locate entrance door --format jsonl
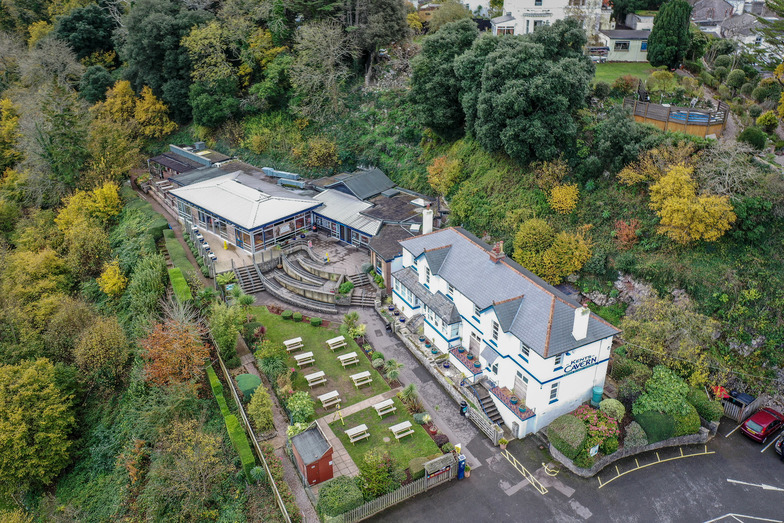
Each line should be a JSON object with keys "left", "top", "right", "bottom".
{"left": 469, "top": 332, "right": 480, "bottom": 354}
{"left": 514, "top": 371, "right": 528, "bottom": 402}
{"left": 341, "top": 225, "right": 349, "bottom": 242}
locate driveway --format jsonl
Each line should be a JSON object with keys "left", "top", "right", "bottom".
{"left": 360, "top": 308, "right": 784, "bottom": 522}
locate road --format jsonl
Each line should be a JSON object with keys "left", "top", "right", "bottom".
{"left": 358, "top": 310, "right": 784, "bottom": 523}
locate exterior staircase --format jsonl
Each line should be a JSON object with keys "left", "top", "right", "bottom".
{"left": 474, "top": 382, "right": 504, "bottom": 426}
{"left": 350, "top": 289, "right": 376, "bottom": 308}
{"left": 234, "top": 265, "right": 264, "bottom": 294}
{"left": 348, "top": 272, "right": 370, "bottom": 287}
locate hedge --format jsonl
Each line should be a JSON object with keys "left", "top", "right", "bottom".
{"left": 292, "top": 312, "right": 302, "bottom": 322}
{"left": 168, "top": 267, "right": 192, "bottom": 303}
{"left": 686, "top": 388, "right": 724, "bottom": 422}
{"left": 282, "top": 310, "right": 293, "bottom": 320}
{"left": 243, "top": 321, "right": 263, "bottom": 343}
{"left": 635, "top": 411, "right": 675, "bottom": 443}
{"left": 310, "top": 317, "right": 322, "bottom": 326}
{"left": 547, "top": 414, "right": 587, "bottom": 460}
{"left": 316, "top": 476, "right": 364, "bottom": 517}
{"left": 225, "top": 414, "right": 256, "bottom": 481}
{"left": 408, "top": 457, "right": 428, "bottom": 480}
{"left": 206, "top": 365, "right": 223, "bottom": 396}
{"left": 672, "top": 404, "right": 701, "bottom": 437}
{"left": 599, "top": 399, "right": 625, "bottom": 421}
{"left": 216, "top": 394, "right": 230, "bottom": 417}
{"left": 163, "top": 229, "right": 196, "bottom": 277}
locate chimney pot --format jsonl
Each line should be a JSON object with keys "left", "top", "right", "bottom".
{"left": 489, "top": 241, "right": 506, "bottom": 263}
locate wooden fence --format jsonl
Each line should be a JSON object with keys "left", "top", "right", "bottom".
{"left": 325, "top": 455, "right": 458, "bottom": 523}
{"left": 622, "top": 98, "right": 728, "bottom": 138}
{"left": 467, "top": 406, "right": 503, "bottom": 445}
{"left": 722, "top": 396, "right": 762, "bottom": 423}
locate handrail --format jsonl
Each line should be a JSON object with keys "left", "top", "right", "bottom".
{"left": 467, "top": 383, "right": 496, "bottom": 423}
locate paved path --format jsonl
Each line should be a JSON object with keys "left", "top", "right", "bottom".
{"left": 320, "top": 387, "right": 402, "bottom": 424}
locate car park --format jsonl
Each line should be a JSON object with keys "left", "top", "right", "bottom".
{"left": 740, "top": 407, "right": 784, "bottom": 443}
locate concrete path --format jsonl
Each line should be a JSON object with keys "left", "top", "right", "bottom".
{"left": 316, "top": 420, "right": 360, "bottom": 480}
{"left": 320, "top": 387, "right": 402, "bottom": 424}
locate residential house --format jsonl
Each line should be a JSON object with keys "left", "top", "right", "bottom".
{"left": 691, "top": 0, "right": 733, "bottom": 36}
{"left": 391, "top": 228, "right": 619, "bottom": 437}
{"left": 490, "top": 0, "right": 614, "bottom": 41}
{"left": 598, "top": 29, "right": 651, "bottom": 61}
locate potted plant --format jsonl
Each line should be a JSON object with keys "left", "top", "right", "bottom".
{"left": 458, "top": 346, "right": 465, "bottom": 353}
{"left": 510, "top": 396, "right": 518, "bottom": 405}
{"left": 499, "top": 438, "right": 509, "bottom": 450}
{"left": 431, "top": 348, "right": 438, "bottom": 354}
{"left": 399, "top": 317, "right": 405, "bottom": 323}
{"left": 473, "top": 362, "right": 481, "bottom": 368}
{"left": 425, "top": 340, "right": 432, "bottom": 348}
{"left": 394, "top": 310, "right": 400, "bottom": 316}
{"left": 419, "top": 335, "right": 426, "bottom": 342}
{"left": 443, "top": 361, "right": 450, "bottom": 369}
{"left": 464, "top": 465, "right": 471, "bottom": 478}
{"left": 466, "top": 354, "right": 474, "bottom": 360}
{"left": 519, "top": 405, "right": 526, "bottom": 413}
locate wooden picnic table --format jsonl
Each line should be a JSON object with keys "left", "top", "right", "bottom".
{"left": 318, "top": 390, "right": 341, "bottom": 409}
{"left": 345, "top": 424, "right": 370, "bottom": 445}
{"left": 305, "top": 370, "right": 326, "bottom": 388}
{"left": 338, "top": 351, "right": 359, "bottom": 368}
{"left": 326, "top": 335, "right": 347, "bottom": 351}
{"left": 389, "top": 421, "right": 414, "bottom": 441}
{"left": 294, "top": 351, "right": 315, "bottom": 368}
{"left": 284, "top": 337, "right": 304, "bottom": 353}
{"left": 350, "top": 370, "right": 372, "bottom": 389}
{"left": 373, "top": 398, "right": 397, "bottom": 418}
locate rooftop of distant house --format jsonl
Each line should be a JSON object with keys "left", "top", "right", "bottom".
{"left": 148, "top": 143, "right": 234, "bottom": 174}
{"left": 600, "top": 29, "right": 652, "bottom": 39}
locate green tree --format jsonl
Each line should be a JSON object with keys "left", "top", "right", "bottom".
{"left": 54, "top": 4, "right": 115, "bottom": 60}
{"left": 647, "top": 0, "right": 692, "bottom": 70}
{"left": 428, "top": 0, "right": 472, "bottom": 32}
{"left": 410, "top": 18, "right": 478, "bottom": 138}
{"left": 611, "top": 0, "right": 643, "bottom": 22}
{"left": 189, "top": 79, "right": 240, "bottom": 128}
{"left": 248, "top": 386, "right": 274, "bottom": 433}
{"left": 0, "top": 358, "right": 75, "bottom": 504}
{"left": 0, "top": 98, "right": 23, "bottom": 172}
{"left": 349, "top": 0, "right": 410, "bottom": 86}
{"left": 725, "top": 69, "right": 746, "bottom": 92}
{"left": 79, "top": 65, "right": 114, "bottom": 104}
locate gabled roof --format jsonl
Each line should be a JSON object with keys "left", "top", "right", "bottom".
{"left": 149, "top": 152, "right": 202, "bottom": 173}
{"left": 291, "top": 424, "right": 331, "bottom": 465}
{"left": 170, "top": 172, "right": 320, "bottom": 231}
{"left": 312, "top": 190, "right": 383, "bottom": 236}
{"left": 423, "top": 245, "right": 450, "bottom": 275}
{"left": 326, "top": 168, "right": 395, "bottom": 200}
{"left": 393, "top": 267, "right": 460, "bottom": 324}
{"left": 400, "top": 228, "right": 619, "bottom": 357}
{"left": 368, "top": 225, "right": 416, "bottom": 261}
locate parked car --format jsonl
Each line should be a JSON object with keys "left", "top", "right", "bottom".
{"left": 740, "top": 407, "right": 784, "bottom": 443}
{"left": 775, "top": 434, "right": 783, "bottom": 458}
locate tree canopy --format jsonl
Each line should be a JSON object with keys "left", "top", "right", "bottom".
{"left": 647, "top": 0, "right": 692, "bottom": 69}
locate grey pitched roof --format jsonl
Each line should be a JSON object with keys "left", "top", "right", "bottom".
{"left": 424, "top": 245, "right": 450, "bottom": 275}
{"left": 149, "top": 152, "right": 202, "bottom": 173}
{"left": 600, "top": 29, "right": 651, "bottom": 39}
{"left": 399, "top": 228, "right": 620, "bottom": 358}
{"left": 491, "top": 14, "right": 515, "bottom": 24}
{"left": 393, "top": 267, "right": 460, "bottom": 324}
{"left": 691, "top": 0, "right": 733, "bottom": 22}
{"left": 291, "top": 424, "right": 330, "bottom": 465}
{"left": 368, "top": 225, "right": 416, "bottom": 261}
{"left": 326, "top": 168, "right": 395, "bottom": 200}
{"left": 721, "top": 13, "right": 760, "bottom": 36}
{"left": 481, "top": 344, "right": 500, "bottom": 365}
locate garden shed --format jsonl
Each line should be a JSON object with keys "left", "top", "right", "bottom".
{"left": 236, "top": 374, "right": 262, "bottom": 400}
{"left": 291, "top": 423, "right": 333, "bottom": 486}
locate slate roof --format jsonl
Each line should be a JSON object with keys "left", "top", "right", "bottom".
{"left": 149, "top": 152, "right": 202, "bottom": 173}
{"left": 398, "top": 228, "right": 620, "bottom": 358}
{"left": 291, "top": 424, "right": 331, "bottom": 465}
{"left": 423, "top": 245, "right": 450, "bottom": 274}
{"left": 691, "top": 0, "right": 733, "bottom": 22}
{"left": 393, "top": 267, "right": 460, "bottom": 324}
{"left": 481, "top": 344, "right": 500, "bottom": 365}
{"left": 326, "top": 168, "right": 396, "bottom": 200}
{"left": 721, "top": 13, "right": 761, "bottom": 37}
{"left": 600, "top": 29, "right": 651, "bottom": 39}
{"left": 368, "top": 225, "right": 416, "bottom": 261}
{"left": 312, "top": 190, "right": 383, "bottom": 236}
{"left": 491, "top": 14, "right": 516, "bottom": 24}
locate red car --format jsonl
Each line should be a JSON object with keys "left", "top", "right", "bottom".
{"left": 740, "top": 407, "right": 784, "bottom": 443}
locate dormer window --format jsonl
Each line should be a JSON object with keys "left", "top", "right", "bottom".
{"left": 447, "top": 283, "right": 454, "bottom": 297}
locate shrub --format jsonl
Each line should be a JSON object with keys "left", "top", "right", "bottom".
{"left": 573, "top": 449, "right": 594, "bottom": 469}
{"left": 433, "top": 433, "right": 449, "bottom": 447}
{"left": 713, "top": 66, "right": 728, "bottom": 82}
{"left": 357, "top": 449, "right": 404, "bottom": 500}
{"left": 281, "top": 310, "right": 293, "bottom": 320}
{"left": 243, "top": 321, "right": 263, "bottom": 343}
{"left": 372, "top": 358, "right": 385, "bottom": 369}
{"left": 548, "top": 184, "right": 579, "bottom": 214}
{"left": 713, "top": 54, "right": 732, "bottom": 68}
{"left": 600, "top": 436, "right": 619, "bottom": 455}
{"left": 624, "top": 421, "right": 648, "bottom": 447}
{"left": 632, "top": 366, "right": 690, "bottom": 417}
{"left": 257, "top": 356, "right": 287, "bottom": 379}
{"left": 686, "top": 388, "right": 723, "bottom": 422}
{"left": 741, "top": 82, "right": 754, "bottom": 97}
{"left": 612, "top": 75, "right": 637, "bottom": 95}
{"left": 749, "top": 104, "right": 763, "bottom": 118}
{"left": 672, "top": 403, "right": 701, "bottom": 436}
{"left": 310, "top": 317, "right": 322, "bottom": 326}
{"left": 699, "top": 71, "right": 717, "bottom": 88}
{"left": 599, "top": 399, "right": 626, "bottom": 421}
{"left": 371, "top": 351, "right": 385, "bottom": 361}
{"left": 248, "top": 387, "right": 275, "bottom": 433}
{"left": 224, "top": 414, "right": 256, "bottom": 480}
{"left": 635, "top": 411, "right": 675, "bottom": 443}
{"left": 756, "top": 110, "right": 778, "bottom": 132}
{"left": 611, "top": 357, "right": 651, "bottom": 384}
{"left": 593, "top": 81, "right": 611, "bottom": 99}
{"left": 441, "top": 442, "right": 455, "bottom": 453}
{"left": 573, "top": 405, "right": 620, "bottom": 451}
{"left": 216, "top": 394, "right": 230, "bottom": 416}
{"left": 225, "top": 356, "right": 241, "bottom": 369}
{"left": 292, "top": 312, "right": 302, "bottom": 322}
{"left": 547, "top": 414, "right": 587, "bottom": 460}
{"left": 738, "top": 126, "right": 767, "bottom": 150}
{"left": 338, "top": 281, "right": 355, "bottom": 295}
{"left": 287, "top": 391, "right": 315, "bottom": 423}
{"left": 618, "top": 379, "right": 644, "bottom": 410}
{"left": 408, "top": 457, "right": 428, "bottom": 480}
{"left": 287, "top": 422, "right": 310, "bottom": 438}
{"left": 317, "top": 476, "right": 364, "bottom": 517}
{"left": 413, "top": 412, "right": 431, "bottom": 425}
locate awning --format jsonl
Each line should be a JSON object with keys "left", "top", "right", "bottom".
{"left": 481, "top": 345, "right": 499, "bottom": 366}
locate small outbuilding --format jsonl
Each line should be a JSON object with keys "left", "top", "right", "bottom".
{"left": 291, "top": 423, "right": 333, "bottom": 486}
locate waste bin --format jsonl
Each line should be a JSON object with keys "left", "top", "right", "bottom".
{"left": 591, "top": 385, "right": 603, "bottom": 407}
{"left": 457, "top": 454, "right": 466, "bottom": 480}
{"left": 460, "top": 401, "right": 468, "bottom": 417}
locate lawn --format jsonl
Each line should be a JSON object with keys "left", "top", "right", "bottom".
{"left": 328, "top": 397, "right": 441, "bottom": 472}
{"left": 593, "top": 62, "right": 664, "bottom": 85}
{"left": 251, "top": 306, "right": 390, "bottom": 417}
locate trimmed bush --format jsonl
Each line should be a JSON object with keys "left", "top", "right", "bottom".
{"left": 686, "top": 388, "right": 724, "bottom": 422}
{"left": 672, "top": 403, "right": 701, "bottom": 436}
{"left": 371, "top": 351, "right": 385, "bottom": 361}
{"left": 441, "top": 443, "right": 454, "bottom": 453}
{"left": 163, "top": 229, "right": 196, "bottom": 278}
{"left": 281, "top": 310, "right": 293, "bottom": 320}
{"left": 310, "top": 317, "right": 322, "bottom": 326}
{"left": 408, "top": 457, "right": 428, "bottom": 480}
{"left": 433, "top": 433, "right": 449, "bottom": 447}
{"left": 599, "top": 399, "right": 626, "bottom": 421}
{"left": 206, "top": 366, "right": 223, "bottom": 396}
{"left": 635, "top": 411, "right": 675, "bottom": 443}
{"left": 573, "top": 449, "right": 593, "bottom": 469}
{"left": 749, "top": 104, "right": 763, "bottom": 118}
{"left": 338, "top": 281, "right": 354, "bottom": 294}
{"left": 317, "top": 476, "right": 364, "bottom": 517}
{"left": 216, "top": 394, "right": 230, "bottom": 416}
{"left": 547, "top": 414, "right": 587, "bottom": 460}
{"left": 413, "top": 412, "right": 431, "bottom": 425}
{"left": 292, "top": 312, "right": 302, "bottom": 322}
{"left": 624, "top": 421, "right": 648, "bottom": 447}
{"left": 738, "top": 126, "right": 767, "bottom": 150}
{"left": 372, "top": 358, "right": 385, "bottom": 369}
{"left": 225, "top": 414, "right": 256, "bottom": 481}
{"left": 600, "top": 436, "right": 619, "bottom": 455}
{"left": 287, "top": 391, "right": 315, "bottom": 423}
{"left": 168, "top": 267, "right": 192, "bottom": 303}
{"left": 611, "top": 357, "right": 651, "bottom": 384}
{"left": 248, "top": 386, "right": 275, "bottom": 433}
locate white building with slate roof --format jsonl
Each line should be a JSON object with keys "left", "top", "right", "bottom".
{"left": 391, "top": 227, "right": 620, "bottom": 438}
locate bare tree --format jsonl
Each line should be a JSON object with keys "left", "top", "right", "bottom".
{"left": 695, "top": 141, "right": 761, "bottom": 197}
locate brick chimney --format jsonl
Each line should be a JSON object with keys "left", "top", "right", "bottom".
{"left": 489, "top": 241, "right": 505, "bottom": 263}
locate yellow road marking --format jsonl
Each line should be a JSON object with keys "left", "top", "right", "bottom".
{"left": 598, "top": 447, "right": 715, "bottom": 489}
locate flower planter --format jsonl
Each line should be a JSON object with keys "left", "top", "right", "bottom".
{"left": 425, "top": 343, "right": 432, "bottom": 349}
{"left": 431, "top": 349, "right": 438, "bottom": 355}
{"left": 394, "top": 311, "right": 400, "bottom": 316}
{"left": 466, "top": 354, "right": 474, "bottom": 360}
{"left": 388, "top": 306, "right": 395, "bottom": 312}
{"left": 419, "top": 336, "right": 426, "bottom": 342}
{"left": 399, "top": 318, "right": 405, "bottom": 323}
{"left": 518, "top": 406, "right": 526, "bottom": 413}
{"left": 473, "top": 362, "right": 481, "bottom": 368}
{"left": 458, "top": 347, "right": 465, "bottom": 353}
{"left": 443, "top": 362, "right": 451, "bottom": 369}
{"left": 499, "top": 443, "right": 507, "bottom": 450}
{"left": 510, "top": 397, "right": 518, "bottom": 405}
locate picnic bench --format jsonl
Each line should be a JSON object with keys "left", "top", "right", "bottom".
{"left": 305, "top": 370, "right": 326, "bottom": 388}
{"left": 350, "top": 371, "right": 372, "bottom": 389}
{"left": 338, "top": 351, "right": 359, "bottom": 368}
{"left": 318, "top": 390, "right": 341, "bottom": 410}
{"left": 345, "top": 424, "right": 370, "bottom": 445}
{"left": 373, "top": 398, "right": 397, "bottom": 418}
{"left": 389, "top": 421, "right": 414, "bottom": 441}
{"left": 294, "top": 351, "right": 315, "bottom": 368}
{"left": 326, "top": 335, "right": 347, "bottom": 351}
{"left": 284, "top": 337, "right": 304, "bottom": 353}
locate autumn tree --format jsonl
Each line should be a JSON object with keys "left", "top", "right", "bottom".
{"left": 134, "top": 86, "right": 177, "bottom": 139}
{"left": 0, "top": 359, "right": 75, "bottom": 504}
{"left": 649, "top": 164, "right": 736, "bottom": 244}
{"left": 617, "top": 141, "right": 696, "bottom": 186}
{"left": 74, "top": 315, "right": 129, "bottom": 380}
{"left": 427, "top": 155, "right": 461, "bottom": 204}
{"left": 548, "top": 184, "right": 579, "bottom": 214}
{"left": 98, "top": 259, "right": 128, "bottom": 297}
{"left": 85, "top": 116, "right": 141, "bottom": 187}
{"left": 512, "top": 219, "right": 592, "bottom": 284}
{"left": 0, "top": 98, "right": 23, "bottom": 172}
{"left": 532, "top": 158, "right": 568, "bottom": 190}
{"left": 140, "top": 320, "right": 210, "bottom": 387}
